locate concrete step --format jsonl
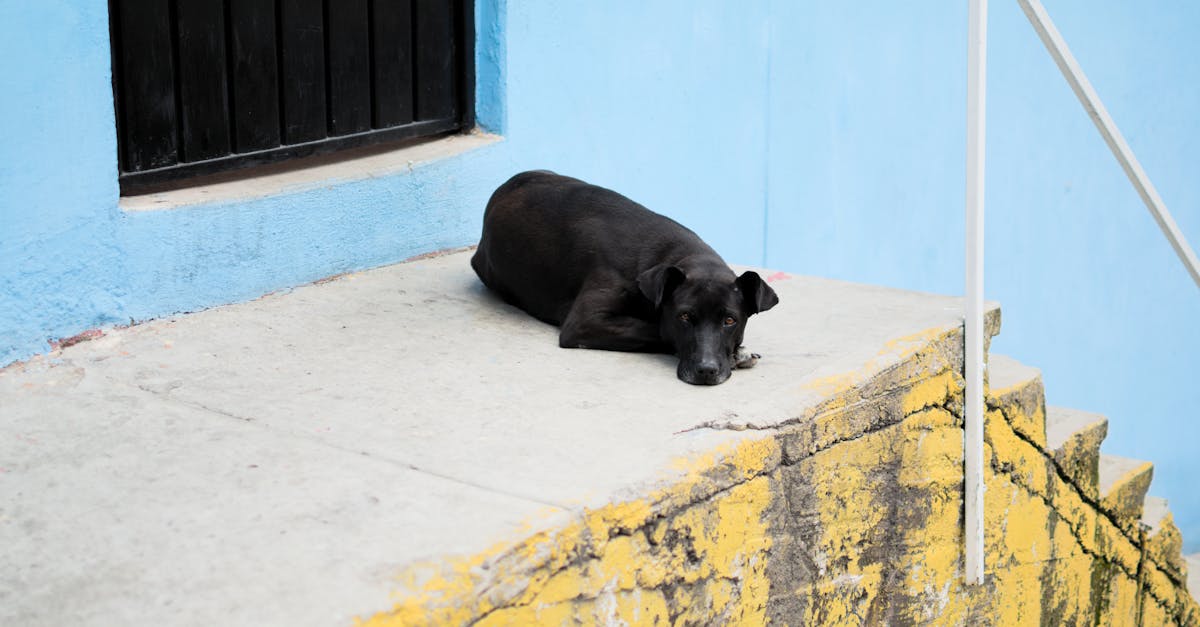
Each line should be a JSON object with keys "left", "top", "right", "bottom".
{"left": 1141, "top": 496, "right": 1188, "bottom": 582}
{"left": 0, "top": 249, "right": 1005, "bottom": 626}
{"left": 986, "top": 354, "right": 1046, "bottom": 448}
{"left": 1045, "top": 406, "right": 1108, "bottom": 501}
{"left": 1098, "top": 453, "right": 1155, "bottom": 535}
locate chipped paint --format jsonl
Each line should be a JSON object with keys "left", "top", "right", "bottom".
{"left": 358, "top": 437, "right": 780, "bottom": 626}
{"left": 357, "top": 326, "right": 1200, "bottom": 626}
{"left": 48, "top": 328, "right": 105, "bottom": 350}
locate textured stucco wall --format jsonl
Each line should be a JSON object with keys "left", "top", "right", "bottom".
{"left": 0, "top": 1, "right": 515, "bottom": 368}
{"left": 1, "top": 2, "right": 124, "bottom": 363}
{"left": 1, "top": 2, "right": 1197, "bottom": 548}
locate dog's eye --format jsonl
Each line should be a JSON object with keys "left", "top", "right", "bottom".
{"left": 678, "top": 312, "right": 691, "bottom": 323}
{"left": 724, "top": 316, "right": 737, "bottom": 327}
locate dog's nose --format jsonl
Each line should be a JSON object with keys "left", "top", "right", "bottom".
{"left": 696, "top": 360, "right": 720, "bottom": 379}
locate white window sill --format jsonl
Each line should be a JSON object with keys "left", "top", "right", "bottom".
{"left": 119, "top": 131, "right": 502, "bottom": 212}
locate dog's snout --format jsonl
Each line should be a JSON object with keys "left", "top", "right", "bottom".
{"left": 696, "top": 359, "right": 720, "bottom": 379}
{"left": 678, "top": 354, "right": 729, "bottom": 386}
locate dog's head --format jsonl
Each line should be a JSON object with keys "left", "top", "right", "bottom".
{"left": 638, "top": 264, "right": 779, "bottom": 385}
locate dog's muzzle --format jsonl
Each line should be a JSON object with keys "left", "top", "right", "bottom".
{"left": 678, "top": 357, "right": 732, "bottom": 386}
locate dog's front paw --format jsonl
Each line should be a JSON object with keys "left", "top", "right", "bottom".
{"left": 734, "top": 346, "right": 761, "bottom": 369}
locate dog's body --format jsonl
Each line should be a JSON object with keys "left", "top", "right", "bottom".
{"left": 471, "top": 171, "right": 778, "bottom": 385}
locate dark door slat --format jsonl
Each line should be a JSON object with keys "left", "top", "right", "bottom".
{"left": 413, "top": 0, "right": 458, "bottom": 121}
{"left": 110, "top": 0, "right": 472, "bottom": 190}
{"left": 327, "top": 0, "right": 372, "bottom": 135}
{"left": 114, "top": 0, "right": 179, "bottom": 172}
{"left": 229, "top": 0, "right": 281, "bottom": 152}
{"left": 176, "top": 0, "right": 232, "bottom": 162}
{"left": 279, "top": 0, "right": 327, "bottom": 144}
{"left": 371, "top": 0, "right": 414, "bottom": 128}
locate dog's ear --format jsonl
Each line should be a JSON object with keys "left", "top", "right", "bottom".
{"left": 736, "top": 271, "right": 779, "bottom": 314}
{"left": 637, "top": 264, "right": 685, "bottom": 309}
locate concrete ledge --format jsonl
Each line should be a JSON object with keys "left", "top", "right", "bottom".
{"left": 118, "top": 132, "right": 502, "bottom": 211}
{"left": 6, "top": 251, "right": 1196, "bottom": 624}
{"left": 1, "top": 250, "right": 998, "bottom": 625}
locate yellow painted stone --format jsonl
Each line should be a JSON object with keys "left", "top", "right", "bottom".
{"left": 356, "top": 328, "right": 1200, "bottom": 626}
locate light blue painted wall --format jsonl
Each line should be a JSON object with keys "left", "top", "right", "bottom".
{"left": 0, "top": 0, "right": 514, "bottom": 367}
{"left": 987, "top": 1, "right": 1200, "bottom": 552}
{"left": 1, "top": 1, "right": 1196, "bottom": 548}
{"left": 758, "top": 0, "right": 1200, "bottom": 550}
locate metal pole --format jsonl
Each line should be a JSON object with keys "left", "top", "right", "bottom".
{"left": 1017, "top": 0, "right": 1200, "bottom": 290}
{"left": 964, "top": 0, "right": 988, "bottom": 586}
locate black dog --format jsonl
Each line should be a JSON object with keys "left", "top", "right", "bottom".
{"left": 471, "top": 171, "right": 779, "bottom": 385}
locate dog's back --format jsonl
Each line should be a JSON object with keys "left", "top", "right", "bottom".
{"left": 472, "top": 171, "right": 714, "bottom": 325}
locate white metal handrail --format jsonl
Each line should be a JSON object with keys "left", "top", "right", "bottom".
{"left": 964, "top": 0, "right": 987, "bottom": 587}
{"left": 1018, "top": 0, "right": 1200, "bottom": 288}
{"left": 964, "top": 0, "right": 1200, "bottom": 586}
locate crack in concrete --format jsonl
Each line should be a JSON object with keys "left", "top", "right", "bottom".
{"left": 677, "top": 376, "right": 949, "bottom": 436}
{"left": 679, "top": 326, "right": 963, "bottom": 435}
{"left": 987, "top": 379, "right": 1199, "bottom": 625}
{"left": 987, "top": 436, "right": 1138, "bottom": 581}
{"left": 115, "top": 374, "right": 568, "bottom": 511}
{"left": 136, "top": 384, "right": 256, "bottom": 423}
{"left": 993, "top": 405, "right": 1147, "bottom": 556}
{"left": 985, "top": 437, "right": 1186, "bottom": 619}
{"left": 989, "top": 458, "right": 1144, "bottom": 592}
{"left": 988, "top": 405, "right": 1196, "bottom": 623}
{"left": 675, "top": 419, "right": 778, "bottom": 433}
{"left": 1136, "top": 548, "right": 1149, "bottom": 627}
{"left": 780, "top": 388, "right": 961, "bottom": 468}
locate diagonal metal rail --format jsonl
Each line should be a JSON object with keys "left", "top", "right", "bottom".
{"left": 964, "top": 0, "right": 1200, "bottom": 588}
{"left": 1018, "top": 0, "right": 1200, "bottom": 289}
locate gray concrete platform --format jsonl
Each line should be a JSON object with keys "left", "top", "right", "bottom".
{"left": 0, "top": 250, "right": 980, "bottom": 626}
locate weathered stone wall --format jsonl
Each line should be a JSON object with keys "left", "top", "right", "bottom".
{"left": 358, "top": 319, "right": 1199, "bottom": 626}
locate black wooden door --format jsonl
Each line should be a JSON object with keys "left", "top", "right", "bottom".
{"left": 109, "top": 0, "right": 474, "bottom": 192}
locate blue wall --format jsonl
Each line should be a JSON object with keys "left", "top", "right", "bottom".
{"left": 992, "top": 1, "right": 1200, "bottom": 551}
{"left": 1, "top": 1, "right": 1197, "bottom": 548}
{"left": 758, "top": 0, "right": 1200, "bottom": 550}
{"left": 991, "top": 1, "right": 1200, "bottom": 553}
